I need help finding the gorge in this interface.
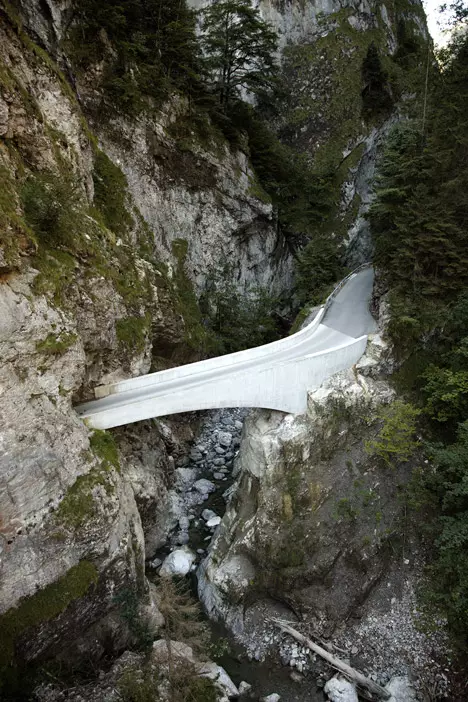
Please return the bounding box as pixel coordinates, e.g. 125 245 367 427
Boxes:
0 1 465 701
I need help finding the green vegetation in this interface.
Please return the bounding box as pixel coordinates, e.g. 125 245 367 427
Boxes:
200 264 282 355
114 588 153 652
198 0 278 108
361 42 394 119
365 401 421 466
419 422 468 643
36 331 77 355
90 429 120 470
66 0 201 113
53 431 119 529
171 239 218 355
370 6 468 646
53 464 116 529
116 315 151 354
92 150 133 237
0 163 34 269
21 172 85 251
0 561 98 684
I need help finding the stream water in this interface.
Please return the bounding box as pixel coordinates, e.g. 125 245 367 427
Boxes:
150 408 326 702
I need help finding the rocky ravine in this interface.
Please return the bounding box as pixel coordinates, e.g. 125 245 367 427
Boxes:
197 324 452 699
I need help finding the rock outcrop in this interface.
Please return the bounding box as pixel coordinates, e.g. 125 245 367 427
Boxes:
198 331 415 643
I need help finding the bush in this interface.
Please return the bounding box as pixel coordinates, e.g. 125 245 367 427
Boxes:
92 150 133 237
365 400 421 466
21 172 84 250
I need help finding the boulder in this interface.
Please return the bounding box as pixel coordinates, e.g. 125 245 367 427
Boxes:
193 479 216 495
324 676 358 702
385 676 417 702
160 547 196 576
207 516 222 528
261 695 281 702
200 661 239 698
218 431 233 448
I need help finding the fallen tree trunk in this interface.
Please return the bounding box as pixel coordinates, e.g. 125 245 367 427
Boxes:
271 618 391 700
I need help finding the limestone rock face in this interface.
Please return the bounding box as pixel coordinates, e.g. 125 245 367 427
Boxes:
198 334 406 641
190 0 427 266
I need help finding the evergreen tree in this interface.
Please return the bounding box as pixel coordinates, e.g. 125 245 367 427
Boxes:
361 42 394 118
198 0 278 108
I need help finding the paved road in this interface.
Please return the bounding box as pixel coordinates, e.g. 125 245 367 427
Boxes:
323 265 376 338
76 267 375 429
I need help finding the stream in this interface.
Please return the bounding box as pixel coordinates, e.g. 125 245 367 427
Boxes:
148 408 326 702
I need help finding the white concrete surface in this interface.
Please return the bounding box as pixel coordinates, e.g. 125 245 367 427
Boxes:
76 267 376 429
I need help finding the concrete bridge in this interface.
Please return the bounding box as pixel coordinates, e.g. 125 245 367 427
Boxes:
76 266 376 429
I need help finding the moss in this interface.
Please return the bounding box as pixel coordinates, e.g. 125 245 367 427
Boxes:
90 430 120 471
36 331 77 355
247 174 272 204
171 238 218 355
53 466 115 529
54 432 119 528
0 561 98 673
116 314 151 354
92 150 133 238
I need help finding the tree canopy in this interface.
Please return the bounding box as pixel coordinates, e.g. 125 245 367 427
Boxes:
198 0 278 108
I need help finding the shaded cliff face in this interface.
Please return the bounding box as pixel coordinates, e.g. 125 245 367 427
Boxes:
190 0 428 264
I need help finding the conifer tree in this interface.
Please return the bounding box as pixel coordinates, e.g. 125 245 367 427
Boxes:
198 0 278 108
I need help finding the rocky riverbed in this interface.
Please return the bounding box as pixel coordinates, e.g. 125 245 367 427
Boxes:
149 408 426 702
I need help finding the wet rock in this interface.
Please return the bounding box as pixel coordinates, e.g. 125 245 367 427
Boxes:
213 472 226 480
177 532 190 545
261 694 281 702
239 681 252 694
324 676 358 702
202 509 218 521
160 547 196 576
207 516 222 528
213 457 226 466
215 446 226 455
193 478 216 495
235 420 243 430
218 431 233 448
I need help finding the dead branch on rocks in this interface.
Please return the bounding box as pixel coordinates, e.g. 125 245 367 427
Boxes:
271 618 391 700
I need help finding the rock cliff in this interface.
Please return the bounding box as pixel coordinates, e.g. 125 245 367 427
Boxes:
0 0 291 684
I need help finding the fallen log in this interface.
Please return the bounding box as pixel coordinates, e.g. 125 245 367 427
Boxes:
271 618 391 700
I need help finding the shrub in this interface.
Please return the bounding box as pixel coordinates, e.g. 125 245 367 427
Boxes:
21 172 84 250
366 400 421 466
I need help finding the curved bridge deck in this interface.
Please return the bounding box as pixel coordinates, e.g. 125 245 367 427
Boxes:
76 267 376 429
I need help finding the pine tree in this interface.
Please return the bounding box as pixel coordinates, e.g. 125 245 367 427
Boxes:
198 0 278 108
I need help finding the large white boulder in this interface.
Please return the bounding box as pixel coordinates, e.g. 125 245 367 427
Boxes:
324 676 359 702
160 547 196 576
385 676 417 702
